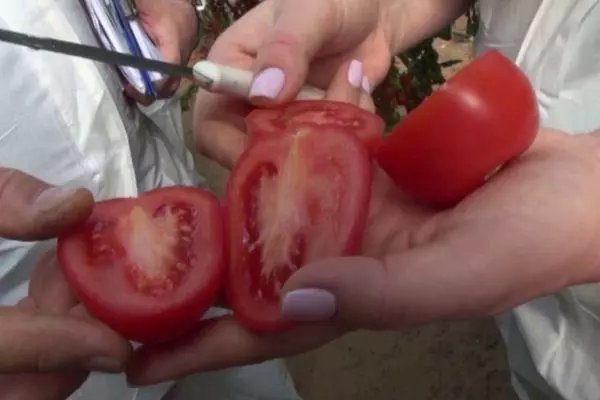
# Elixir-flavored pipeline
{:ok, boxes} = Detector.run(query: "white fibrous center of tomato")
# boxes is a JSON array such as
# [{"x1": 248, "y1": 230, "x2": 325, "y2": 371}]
[
  {"x1": 290, "y1": 110, "x2": 361, "y2": 128},
  {"x1": 254, "y1": 135, "x2": 311, "y2": 280},
  {"x1": 115, "y1": 205, "x2": 192, "y2": 295}
]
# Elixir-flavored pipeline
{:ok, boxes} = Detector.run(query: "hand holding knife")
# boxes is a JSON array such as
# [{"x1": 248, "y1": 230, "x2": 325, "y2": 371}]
[{"x1": 0, "y1": 28, "x2": 325, "y2": 101}]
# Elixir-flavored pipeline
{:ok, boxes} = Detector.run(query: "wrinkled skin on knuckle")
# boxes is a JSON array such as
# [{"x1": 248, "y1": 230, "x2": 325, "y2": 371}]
[{"x1": 0, "y1": 168, "x2": 26, "y2": 202}]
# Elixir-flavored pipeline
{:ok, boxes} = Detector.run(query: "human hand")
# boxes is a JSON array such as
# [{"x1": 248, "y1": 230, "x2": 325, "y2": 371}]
[
  {"x1": 193, "y1": 0, "x2": 394, "y2": 168},
  {"x1": 0, "y1": 250, "x2": 132, "y2": 400},
  {"x1": 124, "y1": 0, "x2": 198, "y2": 104},
  {"x1": 129, "y1": 67, "x2": 600, "y2": 385},
  {"x1": 0, "y1": 168, "x2": 132, "y2": 398}
]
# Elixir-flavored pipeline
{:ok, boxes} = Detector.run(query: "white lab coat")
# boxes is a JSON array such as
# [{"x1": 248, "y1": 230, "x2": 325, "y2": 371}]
[
  {"x1": 0, "y1": 1, "x2": 300, "y2": 399},
  {"x1": 477, "y1": 0, "x2": 600, "y2": 399}
]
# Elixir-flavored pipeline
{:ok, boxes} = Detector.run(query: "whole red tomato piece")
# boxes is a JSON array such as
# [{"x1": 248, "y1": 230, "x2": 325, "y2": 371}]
[
  {"x1": 245, "y1": 100, "x2": 386, "y2": 155},
  {"x1": 225, "y1": 123, "x2": 372, "y2": 332},
  {"x1": 376, "y1": 50, "x2": 540, "y2": 207},
  {"x1": 57, "y1": 186, "x2": 225, "y2": 344}
]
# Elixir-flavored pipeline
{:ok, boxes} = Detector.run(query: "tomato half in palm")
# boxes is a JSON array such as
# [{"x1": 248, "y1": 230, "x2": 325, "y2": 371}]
[
  {"x1": 376, "y1": 50, "x2": 539, "y2": 207},
  {"x1": 225, "y1": 126, "x2": 372, "y2": 332},
  {"x1": 57, "y1": 186, "x2": 225, "y2": 344},
  {"x1": 246, "y1": 100, "x2": 386, "y2": 154}
]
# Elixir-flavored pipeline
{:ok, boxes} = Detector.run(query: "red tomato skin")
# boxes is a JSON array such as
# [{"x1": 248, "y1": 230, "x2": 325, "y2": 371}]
[
  {"x1": 245, "y1": 100, "x2": 386, "y2": 155},
  {"x1": 57, "y1": 186, "x2": 226, "y2": 344},
  {"x1": 225, "y1": 128, "x2": 372, "y2": 332},
  {"x1": 376, "y1": 50, "x2": 540, "y2": 207}
]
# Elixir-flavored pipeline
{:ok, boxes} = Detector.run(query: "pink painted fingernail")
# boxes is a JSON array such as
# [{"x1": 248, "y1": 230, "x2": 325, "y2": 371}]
[
  {"x1": 347, "y1": 60, "x2": 363, "y2": 88},
  {"x1": 250, "y1": 67, "x2": 286, "y2": 99},
  {"x1": 281, "y1": 288, "x2": 336, "y2": 322},
  {"x1": 362, "y1": 76, "x2": 372, "y2": 93},
  {"x1": 34, "y1": 187, "x2": 79, "y2": 211}
]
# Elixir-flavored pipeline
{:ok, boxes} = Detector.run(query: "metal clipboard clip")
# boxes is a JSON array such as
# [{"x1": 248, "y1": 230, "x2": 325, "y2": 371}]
[{"x1": 118, "y1": 0, "x2": 138, "y2": 20}]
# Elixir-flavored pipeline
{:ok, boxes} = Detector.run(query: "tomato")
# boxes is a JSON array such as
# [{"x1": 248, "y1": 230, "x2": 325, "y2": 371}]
[
  {"x1": 245, "y1": 100, "x2": 386, "y2": 154},
  {"x1": 225, "y1": 125, "x2": 372, "y2": 332},
  {"x1": 57, "y1": 186, "x2": 225, "y2": 344},
  {"x1": 376, "y1": 50, "x2": 539, "y2": 207}
]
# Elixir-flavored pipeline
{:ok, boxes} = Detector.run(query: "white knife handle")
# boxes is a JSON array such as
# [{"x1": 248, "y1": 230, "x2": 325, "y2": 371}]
[{"x1": 192, "y1": 60, "x2": 325, "y2": 101}]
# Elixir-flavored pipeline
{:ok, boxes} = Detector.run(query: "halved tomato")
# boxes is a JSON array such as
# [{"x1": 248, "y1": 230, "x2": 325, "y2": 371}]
[
  {"x1": 225, "y1": 125, "x2": 372, "y2": 332},
  {"x1": 245, "y1": 100, "x2": 386, "y2": 154},
  {"x1": 57, "y1": 186, "x2": 225, "y2": 344},
  {"x1": 376, "y1": 50, "x2": 539, "y2": 207}
]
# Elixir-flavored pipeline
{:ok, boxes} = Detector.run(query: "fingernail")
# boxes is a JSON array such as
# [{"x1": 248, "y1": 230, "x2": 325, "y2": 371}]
[
  {"x1": 34, "y1": 187, "x2": 79, "y2": 211},
  {"x1": 347, "y1": 60, "x2": 363, "y2": 88},
  {"x1": 281, "y1": 288, "x2": 336, "y2": 322},
  {"x1": 250, "y1": 67, "x2": 286, "y2": 99},
  {"x1": 362, "y1": 76, "x2": 371, "y2": 93},
  {"x1": 84, "y1": 356, "x2": 123, "y2": 372}
]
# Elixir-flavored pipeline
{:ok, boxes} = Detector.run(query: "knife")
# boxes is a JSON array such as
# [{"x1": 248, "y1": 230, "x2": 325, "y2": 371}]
[{"x1": 0, "y1": 28, "x2": 324, "y2": 100}]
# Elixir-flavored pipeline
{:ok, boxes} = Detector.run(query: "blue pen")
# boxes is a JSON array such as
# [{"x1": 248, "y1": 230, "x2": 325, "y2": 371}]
[{"x1": 112, "y1": 0, "x2": 157, "y2": 97}]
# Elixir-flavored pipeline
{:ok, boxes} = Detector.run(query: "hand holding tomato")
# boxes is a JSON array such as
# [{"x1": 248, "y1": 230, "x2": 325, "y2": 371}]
[
  {"x1": 0, "y1": 250, "x2": 131, "y2": 400},
  {"x1": 128, "y1": 67, "x2": 600, "y2": 386},
  {"x1": 0, "y1": 168, "x2": 131, "y2": 397}
]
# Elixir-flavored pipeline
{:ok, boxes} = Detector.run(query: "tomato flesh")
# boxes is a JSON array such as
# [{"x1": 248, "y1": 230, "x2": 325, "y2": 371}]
[
  {"x1": 57, "y1": 186, "x2": 225, "y2": 344},
  {"x1": 246, "y1": 100, "x2": 385, "y2": 154},
  {"x1": 226, "y1": 125, "x2": 372, "y2": 331},
  {"x1": 376, "y1": 50, "x2": 539, "y2": 207}
]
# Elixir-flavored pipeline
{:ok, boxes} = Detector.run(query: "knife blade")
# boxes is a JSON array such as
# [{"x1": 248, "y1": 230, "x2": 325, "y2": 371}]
[
  {"x1": 0, "y1": 27, "x2": 325, "y2": 100},
  {"x1": 0, "y1": 27, "x2": 195, "y2": 78}
]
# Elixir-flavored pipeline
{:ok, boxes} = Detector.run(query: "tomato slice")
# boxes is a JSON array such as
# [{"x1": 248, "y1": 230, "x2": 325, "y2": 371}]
[
  {"x1": 245, "y1": 100, "x2": 386, "y2": 154},
  {"x1": 376, "y1": 50, "x2": 539, "y2": 207},
  {"x1": 225, "y1": 126, "x2": 372, "y2": 332},
  {"x1": 57, "y1": 186, "x2": 225, "y2": 344}
]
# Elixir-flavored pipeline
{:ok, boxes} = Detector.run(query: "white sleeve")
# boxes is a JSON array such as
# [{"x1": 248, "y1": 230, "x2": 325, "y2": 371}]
[{"x1": 0, "y1": 8, "x2": 138, "y2": 304}]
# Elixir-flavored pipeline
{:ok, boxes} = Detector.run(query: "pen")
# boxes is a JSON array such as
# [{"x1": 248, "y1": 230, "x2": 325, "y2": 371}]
[
  {"x1": 191, "y1": 60, "x2": 326, "y2": 101},
  {"x1": 0, "y1": 26, "x2": 326, "y2": 101}
]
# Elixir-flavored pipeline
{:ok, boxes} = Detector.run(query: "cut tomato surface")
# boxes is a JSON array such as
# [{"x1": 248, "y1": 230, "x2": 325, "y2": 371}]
[
  {"x1": 246, "y1": 100, "x2": 386, "y2": 154},
  {"x1": 376, "y1": 50, "x2": 540, "y2": 207},
  {"x1": 225, "y1": 125, "x2": 372, "y2": 332},
  {"x1": 57, "y1": 186, "x2": 225, "y2": 344}
]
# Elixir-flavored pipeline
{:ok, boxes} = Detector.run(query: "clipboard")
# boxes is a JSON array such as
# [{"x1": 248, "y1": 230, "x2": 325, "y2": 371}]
[{"x1": 82, "y1": 0, "x2": 164, "y2": 95}]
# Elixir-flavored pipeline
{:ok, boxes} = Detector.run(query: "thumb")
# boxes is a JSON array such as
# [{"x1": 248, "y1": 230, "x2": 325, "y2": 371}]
[
  {"x1": 280, "y1": 256, "x2": 395, "y2": 329},
  {"x1": 0, "y1": 306, "x2": 131, "y2": 373},
  {"x1": 249, "y1": 0, "x2": 340, "y2": 104},
  {"x1": 0, "y1": 168, "x2": 94, "y2": 241}
]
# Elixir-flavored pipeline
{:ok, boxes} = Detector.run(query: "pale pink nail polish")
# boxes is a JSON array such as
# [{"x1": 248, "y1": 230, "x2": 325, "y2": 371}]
[
  {"x1": 362, "y1": 76, "x2": 372, "y2": 93},
  {"x1": 281, "y1": 288, "x2": 337, "y2": 322},
  {"x1": 347, "y1": 60, "x2": 363, "y2": 88},
  {"x1": 249, "y1": 67, "x2": 286, "y2": 99}
]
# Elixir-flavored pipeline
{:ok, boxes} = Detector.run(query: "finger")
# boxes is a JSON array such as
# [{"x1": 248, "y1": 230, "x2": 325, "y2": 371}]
[
  {"x1": 249, "y1": 0, "x2": 358, "y2": 104},
  {"x1": 154, "y1": 77, "x2": 181, "y2": 100},
  {"x1": 126, "y1": 316, "x2": 343, "y2": 386},
  {"x1": 123, "y1": 84, "x2": 154, "y2": 106},
  {"x1": 190, "y1": 33, "x2": 256, "y2": 170},
  {"x1": 279, "y1": 207, "x2": 579, "y2": 330},
  {"x1": 193, "y1": 91, "x2": 250, "y2": 170},
  {"x1": 29, "y1": 249, "x2": 78, "y2": 313},
  {"x1": 280, "y1": 257, "x2": 394, "y2": 329},
  {"x1": 324, "y1": 59, "x2": 364, "y2": 105},
  {"x1": 16, "y1": 297, "x2": 37, "y2": 311},
  {"x1": 0, "y1": 370, "x2": 88, "y2": 400},
  {"x1": 0, "y1": 168, "x2": 94, "y2": 241},
  {"x1": 0, "y1": 307, "x2": 131, "y2": 373}
]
